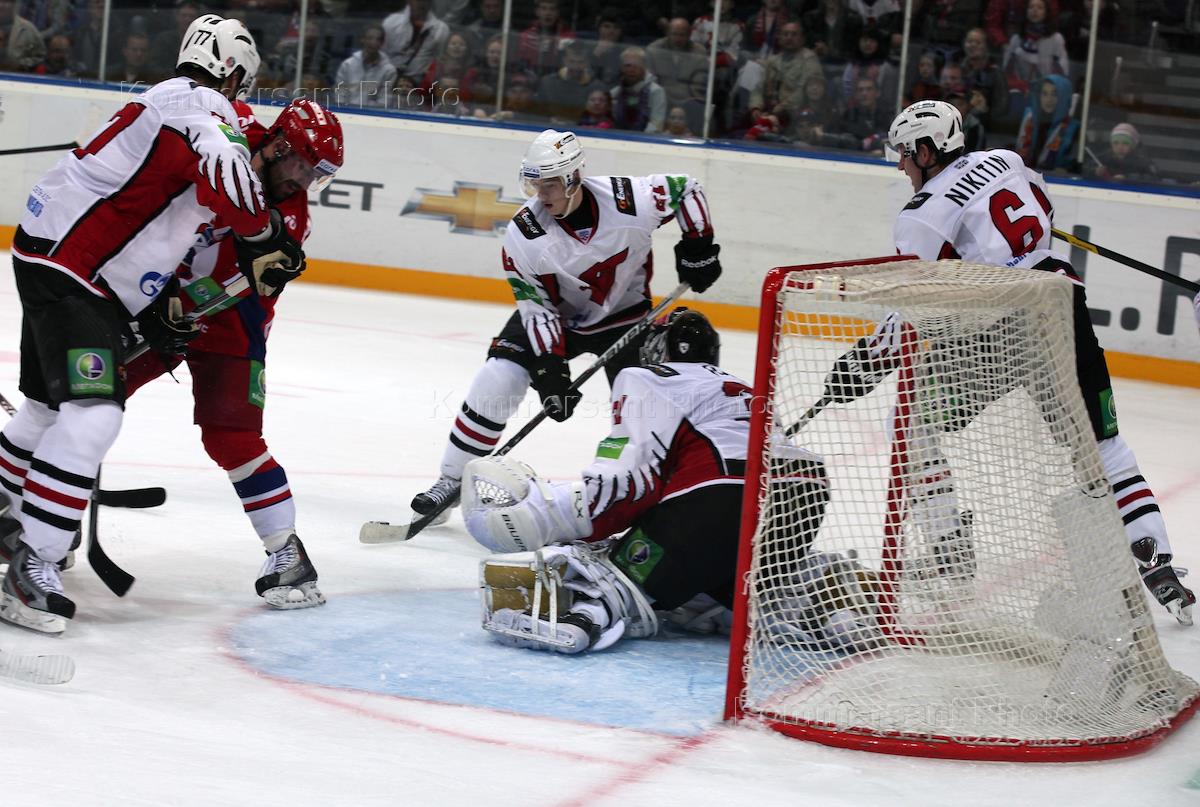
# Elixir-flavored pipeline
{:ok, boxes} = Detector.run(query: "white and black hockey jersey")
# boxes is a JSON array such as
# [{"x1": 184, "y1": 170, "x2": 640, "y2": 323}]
[
  {"x1": 894, "y1": 148, "x2": 1071, "y2": 276},
  {"x1": 503, "y1": 174, "x2": 713, "y2": 356},
  {"x1": 580, "y1": 361, "x2": 749, "y2": 541},
  {"x1": 16, "y1": 77, "x2": 271, "y2": 316}
]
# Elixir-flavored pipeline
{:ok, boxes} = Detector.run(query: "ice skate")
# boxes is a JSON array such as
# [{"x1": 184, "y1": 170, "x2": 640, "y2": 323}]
[
  {"x1": 0, "y1": 543, "x2": 75, "y2": 634},
  {"x1": 1132, "y1": 538, "x2": 1195, "y2": 626},
  {"x1": 0, "y1": 504, "x2": 20, "y2": 569},
  {"x1": 410, "y1": 475, "x2": 459, "y2": 527},
  {"x1": 255, "y1": 534, "x2": 325, "y2": 610}
]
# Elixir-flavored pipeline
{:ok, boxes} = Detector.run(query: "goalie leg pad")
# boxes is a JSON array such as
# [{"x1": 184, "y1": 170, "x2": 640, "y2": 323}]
[{"x1": 462, "y1": 456, "x2": 590, "y2": 552}]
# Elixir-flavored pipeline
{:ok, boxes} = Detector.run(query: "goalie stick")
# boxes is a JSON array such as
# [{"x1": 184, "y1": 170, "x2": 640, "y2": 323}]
[
  {"x1": 0, "y1": 393, "x2": 166, "y2": 509},
  {"x1": 0, "y1": 647, "x2": 75, "y2": 685},
  {"x1": 360, "y1": 281, "x2": 694, "y2": 545}
]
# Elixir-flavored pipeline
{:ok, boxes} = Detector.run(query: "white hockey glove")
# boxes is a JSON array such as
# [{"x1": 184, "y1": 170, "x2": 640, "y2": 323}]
[{"x1": 462, "y1": 456, "x2": 591, "y2": 552}]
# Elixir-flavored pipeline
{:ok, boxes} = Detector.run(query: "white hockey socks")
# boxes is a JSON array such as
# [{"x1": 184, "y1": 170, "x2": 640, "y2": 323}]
[
  {"x1": 440, "y1": 358, "x2": 529, "y2": 479},
  {"x1": 1098, "y1": 435, "x2": 1173, "y2": 558},
  {"x1": 0, "y1": 399, "x2": 57, "y2": 513}
]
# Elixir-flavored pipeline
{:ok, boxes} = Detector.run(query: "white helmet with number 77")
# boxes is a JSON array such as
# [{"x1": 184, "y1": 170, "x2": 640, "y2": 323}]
[
  {"x1": 884, "y1": 100, "x2": 965, "y2": 165},
  {"x1": 519, "y1": 129, "x2": 585, "y2": 200},
  {"x1": 177, "y1": 14, "x2": 261, "y2": 100}
]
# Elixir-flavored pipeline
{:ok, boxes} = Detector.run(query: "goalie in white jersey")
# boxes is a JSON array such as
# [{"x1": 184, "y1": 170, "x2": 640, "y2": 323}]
[
  {"x1": 825, "y1": 100, "x2": 1192, "y2": 624},
  {"x1": 461, "y1": 310, "x2": 844, "y2": 654},
  {"x1": 411, "y1": 129, "x2": 723, "y2": 524},
  {"x1": 0, "y1": 14, "x2": 305, "y2": 634}
]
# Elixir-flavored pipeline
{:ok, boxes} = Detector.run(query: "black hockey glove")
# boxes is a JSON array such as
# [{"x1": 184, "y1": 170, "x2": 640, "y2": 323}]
[
  {"x1": 529, "y1": 353, "x2": 581, "y2": 423},
  {"x1": 136, "y1": 277, "x2": 200, "y2": 358},
  {"x1": 234, "y1": 208, "x2": 306, "y2": 298},
  {"x1": 674, "y1": 234, "x2": 722, "y2": 293},
  {"x1": 823, "y1": 337, "x2": 897, "y2": 404}
]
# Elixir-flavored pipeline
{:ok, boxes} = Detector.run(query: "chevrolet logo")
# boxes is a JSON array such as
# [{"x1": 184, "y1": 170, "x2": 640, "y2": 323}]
[{"x1": 401, "y1": 182, "x2": 524, "y2": 236}]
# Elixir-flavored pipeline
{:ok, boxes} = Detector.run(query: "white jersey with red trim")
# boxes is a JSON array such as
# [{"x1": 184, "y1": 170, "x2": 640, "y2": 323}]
[
  {"x1": 894, "y1": 148, "x2": 1068, "y2": 272},
  {"x1": 503, "y1": 173, "x2": 713, "y2": 356},
  {"x1": 580, "y1": 360, "x2": 749, "y2": 541},
  {"x1": 17, "y1": 77, "x2": 270, "y2": 316}
]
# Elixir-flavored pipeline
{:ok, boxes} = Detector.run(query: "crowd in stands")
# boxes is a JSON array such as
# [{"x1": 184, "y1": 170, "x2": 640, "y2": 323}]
[{"x1": 0, "y1": 0, "x2": 1183, "y2": 184}]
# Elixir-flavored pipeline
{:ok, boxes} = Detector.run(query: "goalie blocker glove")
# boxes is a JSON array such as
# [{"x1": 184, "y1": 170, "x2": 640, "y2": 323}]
[
  {"x1": 674, "y1": 234, "x2": 722, "y2": 293},
  {"x1": 235, "y1": 208, "x2": 306, "y2": 298},
  {"x1": 529, "y1": 353, "x2": 581, "y2": 422}
]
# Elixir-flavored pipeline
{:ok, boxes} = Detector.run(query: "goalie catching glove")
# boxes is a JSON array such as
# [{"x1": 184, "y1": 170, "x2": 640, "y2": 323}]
[
  {"x1": 529, "y1": 352, "x2": 581, "y2": 422},
  {"x1": 674, "y1": 234, "x2": 722, "y2": 293},
  {"x1": 234, "y1": 208, "x2": 306, "y2": 298},
  {"x1": 822, "y1": 313, "x2": 905, "y2": 403}
]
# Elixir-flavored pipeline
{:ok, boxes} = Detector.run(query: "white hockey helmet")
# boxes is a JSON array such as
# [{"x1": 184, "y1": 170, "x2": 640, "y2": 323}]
[
  {"x1": 519, "y1": 129, "x2": 585, "y2": 198},
  {"x1": 885, "y1": 100, "x2": 965, "y2": 164},
  {"x1": 177, "y1": 14, "x2": 261, "y2": 100}
]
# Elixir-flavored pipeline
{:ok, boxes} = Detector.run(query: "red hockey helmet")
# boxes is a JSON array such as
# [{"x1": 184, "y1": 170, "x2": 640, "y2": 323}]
[{"x1": 267, "y1": 99, "x2": 343, "y2": 192}]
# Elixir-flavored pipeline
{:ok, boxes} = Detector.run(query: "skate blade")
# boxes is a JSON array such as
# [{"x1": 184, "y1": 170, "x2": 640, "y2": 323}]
[
  {"x1": 0, "y1": 594, "x2": 68, "y2": 635},
  {"x1": 262, "y1": 581, "x2": 326, "y2": 610},
  {"x1": 1166, "y1": 599, "x2": 1194, "y2": 627}
]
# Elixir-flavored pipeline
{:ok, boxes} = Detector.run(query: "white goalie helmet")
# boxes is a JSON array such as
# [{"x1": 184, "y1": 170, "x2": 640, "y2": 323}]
[
  {"x1": 519, "y1": 129, "x2": 585, "y2": 198},
  {"x1": 177, "y1": 14, "x2": 261, "y2": 100},
  {"x1": 885, "y1": 100, "x2": 965, "y2": 164}
]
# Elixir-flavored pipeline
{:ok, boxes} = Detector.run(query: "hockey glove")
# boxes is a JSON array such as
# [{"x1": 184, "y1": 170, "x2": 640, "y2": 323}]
[
  {"x1": 674, "y1": 234, "x2": 722, "y2": 293},
  {"x1": 234, "y1": 208, "x2": 306, "y2": 298},
  {"x1": 529, "y1": 353, "x2": 581, "y2": 423},
  {"x1": 136, "y1": 277, "x2": 200, "y2": 357},
  {"x1": 823, "y1": 337, "x2": 897, "y2": 403}
]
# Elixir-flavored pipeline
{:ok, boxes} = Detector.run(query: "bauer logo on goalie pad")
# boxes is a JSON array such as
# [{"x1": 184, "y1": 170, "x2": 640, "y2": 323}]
[
  {"x1": 513, "y1": 207, "x2": 547, "y2": 240},
  {"x1": 611, "y1": 178, "x2": 637, "y2": 216}
]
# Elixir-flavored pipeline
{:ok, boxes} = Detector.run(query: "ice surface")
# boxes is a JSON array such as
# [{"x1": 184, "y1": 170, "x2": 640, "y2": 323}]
[{"x1": 1, "y1": 258, "x2": 1198, "y2": 806}]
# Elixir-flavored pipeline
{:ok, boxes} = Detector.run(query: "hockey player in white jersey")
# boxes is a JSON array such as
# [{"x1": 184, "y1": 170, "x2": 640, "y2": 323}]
[
  {"x1": 0, "y1": 15, "x2": 305, "y2": 634},
  {"x1": 460, "y1": 310, "x2": 854, "y2": 655},
  {"x1": 830, "y1": 99, "x2": 1192, "y2": 624},
  {"x1": 410, "y1": 129, "x2": 723, "y2": 524}
]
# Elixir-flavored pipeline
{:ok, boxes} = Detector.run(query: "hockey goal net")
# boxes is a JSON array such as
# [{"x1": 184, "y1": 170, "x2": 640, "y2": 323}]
[{"x1": 725, "y1": 257, "x2": 1199, "y2": 761}]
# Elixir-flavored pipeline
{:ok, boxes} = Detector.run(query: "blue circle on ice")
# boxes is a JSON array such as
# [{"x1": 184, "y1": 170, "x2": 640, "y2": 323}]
[{"x1": 227, "y1": 589, "x2": 730, "y2": 735}]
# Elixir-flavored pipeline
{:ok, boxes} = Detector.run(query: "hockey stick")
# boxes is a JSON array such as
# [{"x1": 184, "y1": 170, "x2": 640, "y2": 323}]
[
  {"x1": 88, "y1": 466, "x2": 135, "y2": 597},
  {"x1": 0, "y1": 647, "x2": 75, "y2": 685},
  {"x1": 0, "y1": 141, "x2": 79, "y2": 157},
  {"x1": 0, "y1": 392, "x2": 166, "y2": 509},
  {"x1": 1051, "y1": 228, "x2": 1200, "y2": 294},
  {"x1": 360, "y1": 281, "x2": 694, "y2": 544},
  {"x1": 784, "y1": 395, "x2": 833, "y2": 437}
]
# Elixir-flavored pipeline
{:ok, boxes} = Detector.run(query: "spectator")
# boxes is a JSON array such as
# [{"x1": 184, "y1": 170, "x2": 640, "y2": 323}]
[
  {"x1": 588, "y1": 8, "x2": 626, "y2": 86},
  {"x1": 462, "y1": 33, "x2": 503, "y2": 107},
  {"x1": 946, "y1": 90, "x2": 988, "y2": 150},
  {"x1": 385, "y1": 0, "x2": 451, "y2": 82},
  {"x1": 985, "y1": 0, "x2": 1061, "y2": 48},
  {"x1": 0, "y1": 0, "x2": 44, "y2": 70},
  {"x1": 647, "y1": 17, "x2": 708, "y2": 109},
  {"x1": 1015, "y1": 73, "x2": 1079, "y2": 171},
  {"x1": 692, "y1": 0, "x2": 744, "y2": 67},
  {"x1": 611, "y1": 46, "x2": 667, "y2": 133},
  {"x1": 393, "y1": 74, "x2": 425, "y2": 110},
  {"x1": 34, "y1": 31, "x2": 73, "y2": 76},
  {"x1": 21, "y1": 0, "x2": 72, "y2": 41},
  {"x1": 939, "y1": 61, "x2": 967, "y2": 97},
  {"x1": 334, "y1": 23, "x2": 398, "y2": 109},
  {"x1": 149, "y1": 1, "x2": 200, "y2": 82},
  {"x1": 665, "y1": 104, "x2": 699, "y2": 137},
  {"x1": 537, "y1": 41, "x2": 606, "y2": 122},
  {"x1": 517, "y1": 0, "x2": 573, "y2": 77},
  {"x1": 108, "y1": 31, "x2": 155, "y2": 85},
  {"x1": 848, "y1": 0, "x2": 902, "y2": 37},
  {"x1": 792, "y1": 73, "x2": 842, "y2": 141},
  {"x1": 915, "y1": 0, "x2": 983, "y2": 56},
  {"x1": 1059, "y1": 0, "x2": 1128, "y2": 60},
  {"x1": 809, "y1": 74, "x2": 890, "y2": 152},
  {"x1": 745, "y1": 105, "x2": 792, "y2": 141},
  {"x1": 430, "y1": 74, "x2": 467, "y2": 114},
  {"x1": 841, "y1": 26, "x2": 896, "y2": 105},
  {"x1": 271, "y1": 17, "x2": 336, "y2": 86},
  {"x1": 434, "y1": 0, "x2": 472, "y2": 26},
  {"x1": 1084, "y1": 121, "x2": 1159, "y2": 183},
  {"x1": 750, "y1": 21, "x2": 822, "y2": 117},
  {"x1": 72, "y1": 0, "x2": 119, "y2": 79},
  {"x1": 906, "y1": 48, "x2": 944, "y2": 104},
  {"x1": 494, "y1": 71, "x2": 544, "y2": 123},
  {"x1": 578, "y1": 87, "x2": 616, "y2": 128},
  {"x1": 804, "y1": 0, "x2": 862, "y2": 64},
  {"x1": 746, "y1": 0, "x2": 793, "y2": 60},
  {"x1": 960, "y1": 26, "x2": 1009, "y2": 130},
  {"x1": 1002, "y1": 0, "x2": 1069, "y2": 111},
  {"x1": 422, "y1": 30, "x2": 475, "y2": 90},
  {"x1": 465, "y1": 0, "x2": 505, "y2": 49}
]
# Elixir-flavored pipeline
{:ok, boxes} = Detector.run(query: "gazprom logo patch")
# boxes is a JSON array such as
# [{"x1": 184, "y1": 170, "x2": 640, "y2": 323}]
[
  {"x1": 75, "y1": 352, "x2": 106, "y2": 380},
  {"x1": 139, "y1": 271, "x2": 169, "y2": 297}
]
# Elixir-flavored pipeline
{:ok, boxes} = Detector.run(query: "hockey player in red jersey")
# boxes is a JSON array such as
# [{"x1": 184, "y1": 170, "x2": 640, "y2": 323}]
[
  {"x1": 410, "y1": 129, "x2": 724, "y2": 526},
  {"x1": 0, "y1": 14, "x2": 305, "y2": 633},
  {"x1": 831, "y1": 99, "x2": 1192, "y2": 624},
  {"x1": 461, "y1": 311, "x2": 838, "y2": 654},
  {"x1": 123, "y1": 99, "x2": 343, "y2": 610}
]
